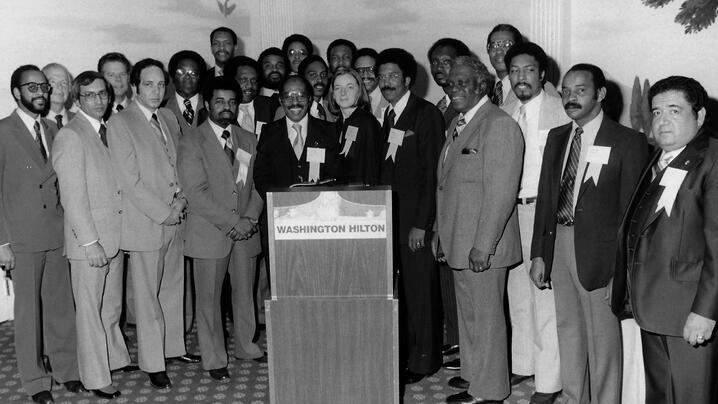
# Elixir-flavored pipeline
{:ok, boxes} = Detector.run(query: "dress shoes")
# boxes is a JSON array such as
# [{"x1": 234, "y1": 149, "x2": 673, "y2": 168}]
[
  {"x1": 31, "y1": 391, "x2": 54, "y2": 404},
  {"x1": 148, "y1": 371, "x2": 172, "y2": 389},
  {"x1": 442, "y1": 344, "x2": 460, "y2": 356},
  {"x1": 447, "y1": 391, "x2": 502, "y2": 403},
  {"x1": 92, "y1": 386, "x2": 121, "y2": 400},
  {"x1": 443, "y1": 358, "x2": 461, "y2": 370},
  {"x1": 530, "y1": 391, "x2": 561, "y2": 404},
  {"x1": 113, "y1": 364, "x2": 140, "y2": 373},
  {"x1": 63, "y1": 380, "x2": 87, "y2": 393},
  {"x1": 168, "y1": 353, "x2": 201, "y2": 363},
  {"x1": 209, "y1": 367, "x2": 230, "y2": 381},
  {"x1": 402, "y1": 370, "x2": 425, "y2": 384},
  {"x1": 448, "y1": 376, "x2": 470, "y2": 390},
  {"x1": 510, "y1": 373, "x2": 534, "y2": 386}
]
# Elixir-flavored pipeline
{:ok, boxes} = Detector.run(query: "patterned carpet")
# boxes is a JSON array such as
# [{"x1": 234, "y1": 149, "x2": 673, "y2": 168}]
[{"x1": 0, "y1": 320, "x2": 537, "y2": 403}]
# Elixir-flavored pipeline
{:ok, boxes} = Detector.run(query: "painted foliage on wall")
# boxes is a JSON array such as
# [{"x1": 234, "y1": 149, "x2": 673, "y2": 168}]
[{"x1": 643, "y1": 0, "x2": 718, "y2": 33}]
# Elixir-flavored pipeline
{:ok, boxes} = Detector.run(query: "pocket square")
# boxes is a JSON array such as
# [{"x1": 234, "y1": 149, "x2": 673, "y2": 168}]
[
  {"x1": 461, "y1": 148, "x2": 478, "y2": 154},
  {"x1": 403, "y1": 129, "x2": 415, "y2": 138}
]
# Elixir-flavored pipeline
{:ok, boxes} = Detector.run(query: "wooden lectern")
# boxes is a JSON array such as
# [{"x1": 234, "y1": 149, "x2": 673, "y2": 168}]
[{"x1": 266, "y1": 186, "x2": 398, "y2": 404}]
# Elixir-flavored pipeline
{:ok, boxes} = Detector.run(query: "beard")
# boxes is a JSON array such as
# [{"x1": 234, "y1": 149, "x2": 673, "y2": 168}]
[{"x1": 21, "y1": 94, "x2": 47, "y2": 115}]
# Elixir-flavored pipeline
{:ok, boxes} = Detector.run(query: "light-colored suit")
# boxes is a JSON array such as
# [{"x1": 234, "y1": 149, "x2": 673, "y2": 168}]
[
  {"x1": 0, "y1": 111, "x2": 78, "y2": 395},
  {"x1": 501, "y1": 91, "x2": 567, "y2": 393},
  {"x1": 107, "y1": 101, "x2": 186, "y2": 372},
  {"x1": 179, "y1": 121, "x2": 264, "y2": 369},
  {"x1": 52, "y1": 112, "x2": 130, "y2": 389},
  {"x1": 435, "y1": 100, "x2": 523, "y2": 400}
]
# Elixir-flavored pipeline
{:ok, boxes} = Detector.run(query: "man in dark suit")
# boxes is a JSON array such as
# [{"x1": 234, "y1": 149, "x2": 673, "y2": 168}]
[
  {"x1": 164, "y1": 50, "x2": 208, "y2": 130},
  {"x1": 612, "y1": 76, "x2": 718, "y2": 404},
  {"x1": 207, "y1": 27, "x2": 238, "y2": 77},
  {"x1": 426, "y1": 38, "x2": 471, "y2": 370},
  {"x1": 434, "y1": 56, "x2": 524, "y2": 404},
  {"x1": 531, "y1": 64, "x2": 649, "y2": 404},
  {"x1": 0, "y1": 65, "x2": 81, "y2": 404},
  {"x1": 224, "y1": 56, "x2": 279, "y2": 135},
  {"x1": 179, "y1": 77, "x2": 266, "y2": 381},
  {"x1": 107, "y1": 59, "x2": 199, "y2": 390},
  {"x1": 254, "y1": 75, "x2": 340, "y2": 195},
  {"x1": 428, "y1": 38, "x2": 471, "y2": 128},
  {"x1": 376, "y1": 48, "x2": 444, "y2": 384}
]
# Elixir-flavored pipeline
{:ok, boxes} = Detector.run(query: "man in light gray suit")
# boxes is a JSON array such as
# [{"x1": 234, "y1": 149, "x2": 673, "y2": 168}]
[
  {"x1": 433, "y1": 56, "x2": 524, "y2": 403},
  {"x1": 107, "y1": 58, "x2": 198, "y2": 390},
  {"x1": 178, "y1": 77, "x2": 265, "y2": 381},
  {"x1": 501, "y1": 42, "x2": 567, "y2": 404},
  {"x1": 53, "y1": 71, "x2": 131, "y2": 399}
]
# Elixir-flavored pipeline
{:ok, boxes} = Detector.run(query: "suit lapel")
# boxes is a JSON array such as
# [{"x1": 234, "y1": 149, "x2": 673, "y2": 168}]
[
  {"x1": 441, "y1": 102, "x2": 491, "y2": 178},
  {"x1": 576, "y1": 119, "x2": 613, "y2": 204},
  {"x1": 201, "y1": 122, "x2": 235, "y2": 182},
  {"x1": 549, "y1": 124, "x2": 572, "y2": 210},
  {"x1": 10, "y1": 112, "x2": 47, "y2": 168}
]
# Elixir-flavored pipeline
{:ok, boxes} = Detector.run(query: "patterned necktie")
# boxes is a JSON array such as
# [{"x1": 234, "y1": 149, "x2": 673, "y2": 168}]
[
  {"x1": 55, "y1": 114, "x2": 63, "y2": 129},
  {"x1": 452, "y1": 114, "x2": 466, "y2": 140},
  {"x1": 382, "y1": 108, "x2": 396, "y2": 141},
  {"x1": 436, "y1": 97, "x2": 448, "y2": 114},
  {"x1": 99, "y1": 123, "x2": 108, "y2": 147},
  {"x1": 557, "y1": 127, "x2": 583, "y2": 226},
  {"x1": 221, "y1": 130, "x2": 234, "y2": 163},
  {"x1": 116, "y1": 104, "x2": 124, "y2": 113},
  {"x1": 33, "y1": 120, "x2": 48, "y2": 162},
  {"x1": 292, "y1": 123, "x2": 304, "y2": 159},
  {"x1": 182, "y1": 98, "x2": 194, "y2": 126},
  {"x1": 150, "y1": 113, "x2": 166, "y2": 145},
  {"x1": 492, "y1": 80, "x2": 503, "y2": 105},
  {"x1": 316, "y1": 102, "x2": 327, "y2": 120}
]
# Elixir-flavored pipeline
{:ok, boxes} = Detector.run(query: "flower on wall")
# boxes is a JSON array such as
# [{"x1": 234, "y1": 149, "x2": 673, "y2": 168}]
[
  {"x1": 217, "y1": 0, "x2": 236, "y2": 18},
  {"x1": 643, "y1": 0, "x2": 718, "y2": 33}
]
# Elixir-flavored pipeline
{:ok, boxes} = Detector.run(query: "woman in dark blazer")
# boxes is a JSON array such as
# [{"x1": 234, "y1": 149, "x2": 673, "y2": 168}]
[{"x1": 328, "y1": 68, "x2": 381, "y2": 185}]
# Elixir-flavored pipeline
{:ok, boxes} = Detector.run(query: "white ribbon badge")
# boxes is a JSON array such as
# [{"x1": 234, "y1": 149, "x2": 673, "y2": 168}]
[
  {"x1": 255, "y1": 121, "x2": 265, "y2": 140},
  {"x1": 235, "y1": 148, "x2": 252, "y2": 185},
  {"x1": 340, "y1": 126, "x2": 358, "y2": 156},
  {"x1": 306, "y1": 147, "x2": 325, "y2": 182},
  {"x1": 655, "y1": 167, "x2": 687, "y2": 217},
  {"x1": 385, "y1": 128, "x2": 405, "y2": 162},
  {"x1": 584, "y1": 145, "x2": 611, "y2": 186}
]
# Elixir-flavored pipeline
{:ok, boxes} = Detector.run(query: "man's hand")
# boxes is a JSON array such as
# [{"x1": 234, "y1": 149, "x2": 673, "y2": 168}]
[
  {"x1": 468, "y1": 248, "x2": 490, "y2": 273},
  {"x1": 408, "y1": 227, "x2": 426, "y2": 252},
  {"x1": 0, "y1": 244, "x2": 15, "y2": 270},
  {"x1": 171, "y1": 197, "x2": 188, "y2": 213},
  {"x1": 161, "y1": 207, "x2": 182, "y2": 225},
  {"x1": 529, "y1": 257, "x2": 550, "y2": 289},
  {"x1": 683, "y1": 312, "x2": 716, "y2": 346},
  {"x1": 84, "y1": 241, "x2": 109, "y2": 268},
  {"x1": 431, "y1": 233, "x2": 446, "y2": 262},
  {"x1": 235, "y1": 217, "x2": 255, "y2": 240}
]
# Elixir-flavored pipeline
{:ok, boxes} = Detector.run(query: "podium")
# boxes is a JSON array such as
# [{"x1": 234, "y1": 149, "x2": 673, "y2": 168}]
[{"x1": 265, "y1": 186, "x2": 398, "y2": 404}]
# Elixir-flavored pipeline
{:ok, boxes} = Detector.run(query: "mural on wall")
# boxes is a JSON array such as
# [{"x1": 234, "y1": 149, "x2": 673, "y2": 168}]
[
  {"x1": 217, "y1": 0, "x2": 236, "y2": 17},
  {"x1": 643, "y1": 0, "x2": 718, "y2": 33}
]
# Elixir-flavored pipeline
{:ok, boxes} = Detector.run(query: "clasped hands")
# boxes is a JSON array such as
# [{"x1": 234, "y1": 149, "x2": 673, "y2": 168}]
[
  {"x1": 227, "y1": 217, "x2": 258, "y2": 241},
  {"x1": 162, "y1": 197, "x2": 188, "y2": 226},
  {"x1": 430, "y1": 233, "x2": 491, "y2": 272}
]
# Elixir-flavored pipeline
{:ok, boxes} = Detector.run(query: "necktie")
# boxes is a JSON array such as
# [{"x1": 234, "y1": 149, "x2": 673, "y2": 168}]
[
  {"x1": 452, "y1": 115, "x2": 467, "y2": 140},
  {"x1": 517, "y1": 105, "x2": 528, "y2": 136},
  {"x1": 221, "y1": 130, "x2": 234, "y2": 164},
  {"x1": 556, "y1": 127, "x2": 583, "y2": 226},
  {"x1": 150, "y1": 113, "x2": 166, "y2": 145},
  {"x1": 383, "y1": 108, "x2": 396, "y2": 141},
  {"x1": 316, "y1": 102, "x2": 327, "y2": 120},
  {"x1": 55, "y1": 114, "x2": 63, "y2": 129},
  {"x1": 33, "y1": 120, "x2": 48, "y2": 162},
  {"x1": 492, "y1": 80, "x2": 503, "y2": 105},
  {"x1": 238, "y1": 104, "x2": 254, "y2": 132},
  {"x1": 436, "y1": 97, "x2": 448, "y2": 114},
  {"x1": 116, "y1": 104, "x2": 124, "y2": 112},
  {"x1": 182, "y1": 99, "x2": 194, "y2": 126},
  {"x1": 292, "y1": 124, "x2": 304, "y2": 159},
  {"x1": 99, "y1": 123, "x2": 108, "y2": 147}
]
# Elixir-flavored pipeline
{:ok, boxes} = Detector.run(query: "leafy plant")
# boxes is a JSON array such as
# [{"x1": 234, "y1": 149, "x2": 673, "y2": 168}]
[{"x1": 643, "y1": 0, "x2": 718, "y2": 33}]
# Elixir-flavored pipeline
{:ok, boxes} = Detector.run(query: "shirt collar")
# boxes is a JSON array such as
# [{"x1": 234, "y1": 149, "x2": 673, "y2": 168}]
[
  {"x1": 572, "y1": 109, "x2": 604, "y2": 135},
  {"x1": 389, "y1": 90, "x2": 411, "y2": 120},
  {"x1": 208, "y1": 119, "x2": 231, "y2": 144},
  {"x1": 135, "y1": 101, "x2": 157, "y2": 121},
  {"x1": 517, "y1": 90, "x2": 544, "y2": 118},
  {"x1": 286, "y1": 114, "x2": 309, "y2": 139},
  {"x1": 461, "y1": 95, "x2": 488, "y2": 123},
  {"x1": 175, "y1": 92, "x2": 199, "y2": 111},
  {"x1": 77, "y1": 109, "x2": 104, "y2": 133},
  {"x1": 660, "y1": 146, "x2": 687, "y2": 166},
  {"x1": 16, "y1": 107, "x2": 41, "y2": 133},
  {"x1": 49, "y1": 107, "x2": 68, "y2": 118}
]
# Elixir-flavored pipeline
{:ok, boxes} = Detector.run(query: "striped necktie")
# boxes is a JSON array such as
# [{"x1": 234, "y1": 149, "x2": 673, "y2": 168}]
[
  {"x1": 33, "y1": 120, "x2": 48, "y2": 162},
  {"x1": 182, "y1": 98, "x2": 194, "y2": 126},
  {"x1": 492, "y1": 80, "x2": 503, "y2": 105},
  {"x1": 221, "y1": 130, "x2": 234, "y2": 163},
  {"x1": 556, "y1": 127, "x2": 583, "y2": 226}
]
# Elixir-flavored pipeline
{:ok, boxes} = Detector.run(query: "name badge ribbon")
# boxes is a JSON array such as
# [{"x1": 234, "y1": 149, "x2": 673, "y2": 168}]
[
  {"x1": 656, "y1": 167, "x2": 687, "y2": 217},
  {"x1": 306, "y1": 147, "x2": 325, "y2": 182},
  {"x1": 340, "y1": 126, "x2": 358, "y2": 156},
  {"x1": 584, "y1": 145, "x2": 611, "y2": 186},
  {"x1": 385, "y1": 128, "x2": 406, "y2": 162},
  {"x1": 235, "y1": 148, "x2": 252, "y2": 185},
  {"x1": 255, "y1": 122, "x2": 266, "y2": 140}
]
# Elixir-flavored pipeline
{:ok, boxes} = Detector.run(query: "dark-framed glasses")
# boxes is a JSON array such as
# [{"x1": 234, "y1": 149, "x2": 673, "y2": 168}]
[
  {"x1": 80, "y1": 90, "x2": 110, "y2": 100},
  {"x1": 488, "y1": 40, "x2": 515, "y2": 51},
  {"x1": 20, "y1": 82, "x2": 51, "y2": 93},
  {"x1": 355, "y1": 66, "x2": 375, "y2": 75},
  {"x1": 281, "y1": 92, "x2": 309, "y2": 103},
  {"x1": 175, "y1": 69, "x2": 200, "y2": 79},
  {"x1": 377, "y1": 72, "x2": 402, "y2": 81}
]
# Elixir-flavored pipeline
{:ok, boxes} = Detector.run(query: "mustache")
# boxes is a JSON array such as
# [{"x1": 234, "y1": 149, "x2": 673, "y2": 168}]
[
  {"x1": 288, "y1": 104, "x2": 303, "y2": 110},
  {"x1": 564, "y1": 102, "x2": 582, "y2": 110},
  {"x1": 514, "y1": 82, "x2": 532, "y2": 89},
  {"x1": 381, "y1": 86, "x2": 396, "y2": 92}
]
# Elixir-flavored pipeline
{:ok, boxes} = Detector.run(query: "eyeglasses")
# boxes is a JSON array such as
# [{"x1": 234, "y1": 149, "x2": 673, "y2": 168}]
[
  {"x1": 487, "y1": 40, "x2": 515, "y2": 51},
  {"x1": 20, "y1": 82, "x2": 51, "y2": 93},
  {"x1": 377, "y1": 72, "x2": 402, "y2": 81},
  {"x1": 175, "y1": 69, "x2": 200, "y2": 79},
  {"x1": 355, "y1": 66, "x2": 375, "y2": 75},
  {"x1": 288, "y1": 49, "x2": 307, "y2": 57},
  {"x1": 80, "y1": 90, "x2": 110, "y2": 100},
  {"x1": 281, "y1": 92, "x2": 309, "y2": 103}
]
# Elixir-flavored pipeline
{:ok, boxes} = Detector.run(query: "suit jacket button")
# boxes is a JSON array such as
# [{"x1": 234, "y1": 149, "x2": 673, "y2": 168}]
[
  {"x1": 118, "y1": 210, "x2": 122, "y2": 214},
  {"x1": 43, "y1": 204, "x2": 47, "y2": 209},
  {"x1": 117, "y1": 190, "x2": 122, "y2": 195},
  {"x1": 438, "y1": 186, "x2": 443, "y2": 190},
  {"x1": 231, "y1": 209, "x2": 237, "y2": 213},
  {"x1": 169, "y1": 182, "x2": 175, "y2": 187},
  {"x1": 39, "y1": 184, "x2": 43, "y2": 189}
]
